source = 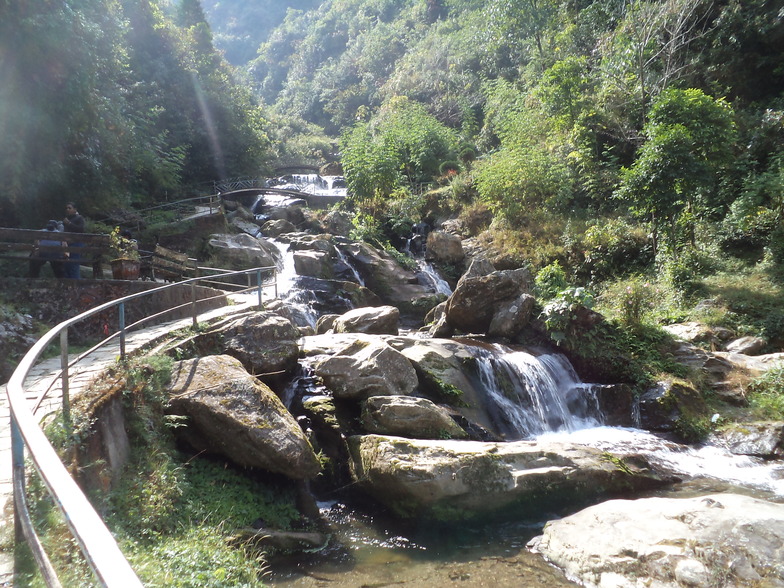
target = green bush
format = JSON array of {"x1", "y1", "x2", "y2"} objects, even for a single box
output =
[
  {"x1": 577, "y1": 217, "x2": 653, "y2": 282},
  {"x1": 534, "y1": 261, "x2": 570, "y2": 302},
  {"x1": 599, "y1": 276, "x2": 660, "y2": 329}
]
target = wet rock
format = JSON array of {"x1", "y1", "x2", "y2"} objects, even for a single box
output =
[
  {"x1": 166, "y1": 355, "x2": 321, "y2": 479},
  {"x1": 361, "y1": 396, "x2": 467, "y2": 439},
  {"x1": 528, "y1": 493, "x2": 784, "y2": 588},
  {"x1": 713, "y1": 421, "x2": 784, "y2": 458},
  {"x1": 341, "y1": 241, "x2": 441, "y2": 318},
  {"x1": 239, "y1": 528, "x2": 329, "y2": 554},
  {"x1": 261, "y1": 218, "x2": 296, "y2": 237},
  {"x1": 348, "y1": 435, "x2": 675, "y2": 519},
  {"x1": 315, "y1": 339, "x2": 418, "y2": 400},
  {"x1": 293, "y1": 250, "x2": 334, "y2": 280},
  {"x1": 315, "y1": 314, "x2": 339, "y2": 334},
  {"x1": 638, "y1": 380, "x2": 708, "y2": 440},
  {"x1": 205, "y1": 233, "x2": 281, "y2": 270}
]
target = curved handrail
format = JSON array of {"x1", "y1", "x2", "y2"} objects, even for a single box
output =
[{"x1": 6, "y1": 267, "x2": 276, "y2": 586}]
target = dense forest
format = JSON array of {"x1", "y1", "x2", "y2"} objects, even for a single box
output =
[{"x1": 2, "y1": 0, "x2": 784, "y2": 335}]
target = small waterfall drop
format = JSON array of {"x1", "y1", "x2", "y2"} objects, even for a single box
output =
[
  {"x1": 335, "y1": 246, "x2": 364, "y2": 286},
  {"x1": 475, "y1": 346, "x2": 602, "y2": 439},
  {"x1": 416, "y1": 260, "x2": 452, "y2": 296},
  {"x1": 270, "y1": 240, "x2": 319, "y2": 328}
]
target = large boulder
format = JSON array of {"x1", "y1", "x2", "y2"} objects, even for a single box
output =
[
  {"x1": 638, "y1": 379, "x2": 709, "y2": 440},
  {"x1": 261, "y1": 218, "x2": 296, "y2": 237},
  {"x1": 214, "y1": 312, "x2": 301, "y2": 376},
  {"x1": 293, "y1": 250, "x2": 334, "y2": 280},
  {"x1": 165, "y1": 355, "x2": 321, "y2": 479},
  {"x1": 314, "y1": 339, "x2": 419, "y2": 400},
  {"x1": 361, "y1": 396, "x2": 467, "y2": 439},
  {"x1": 388, "y1": 336, "x2": 502, "y2": 437},
  {"x1": 529, "y1": 493, "x2": 784, "y2": 588},
  {"x1": 724, "y1": 335, "x2": 767, "y2": 355},
  {"x1": 425, "y1": 230, "x2": 465, "y2": 264},
  {"x1": 205, "y1": 233, "x2": 281, "y2": 270},
  {"x1": 332, "y1": 306, "x2": 400, "y2": 335},
  {"x1": 487, "y1": 293, "x2": 535, "y2": 339},
  {"x1": 444, "y1": 266, "x2": 533, "y2": 336},
  {"x1": 348, "y1": 435, "x2": 675, "y2": 519},
  {"x1": 341, "y1": 241, "x2": 442, "y2": 317}
]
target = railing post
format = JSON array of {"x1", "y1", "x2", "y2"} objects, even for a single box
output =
[
  {"x1": 256, "y1": 269, "x2": 263, "y2": 309},
  {"x1": 60, "y1": 329, "x2": 71, "y2": 432},
  {"x1": 191, "y1": 281, "x2": 198, "y2": 327},
  {"x1": 11, "y1": 415, "x2": 24, "y2": 542},
  {"x1": 118, "y1": 302, "x2": 126, "y2": 361}
]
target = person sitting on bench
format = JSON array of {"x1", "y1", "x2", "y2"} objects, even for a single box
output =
[{"x1": 29, "y1": 220, "x2": 69, "y2": 279}]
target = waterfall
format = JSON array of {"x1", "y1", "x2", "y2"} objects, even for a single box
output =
[
  {"x1": 335, "y1": 246, "x2": 365, "y2": 286},
  {"x1": 278, "y1": 174, "x2": 347, "y2": 197},
  {"x1": 474, "y1": 346, "x2": 602, "y2": 440},
  {"x1": 270, "y1": 240, "x2": 320, "y2": 328},
  {"x1": 416, "y1": 260, "x2": 452, "y2": 296}
]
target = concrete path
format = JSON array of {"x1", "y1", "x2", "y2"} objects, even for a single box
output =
[{"x1": 0, "y1": 293, "x2": 260, "y2": 585}]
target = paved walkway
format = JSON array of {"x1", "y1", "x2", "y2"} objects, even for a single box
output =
[{"x1": 0, "y1": 292, "x2": 260, "y2": 585}]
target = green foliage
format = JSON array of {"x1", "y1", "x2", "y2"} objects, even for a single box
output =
[
  {"x1": 540, "y1": 287, "x2": 595, "y2": 345},
  {"x1": 659, "y1": 246, "x2": 717, "y2": 299},
  {"x1": 748, "y1": 366, "x2": 784, "y2": 420},
  {"x1": 29, "y1": 355, "x2": 302, "y2": 586},
  {"x1": 534, "y1": 261, "x2": 569, "y2": 302},
  {"x1": 570, "y1": 217, "x2": 654, "y2": 283},
  {"x1": 340, "y1": 123, "x2": 401, "y2": 200},
  {"x1": 615, "y1": 88, "x2": 737, "y2": 254},
  {"x1": 600, "y1": 276, "x2": 660, "y2": 330}
]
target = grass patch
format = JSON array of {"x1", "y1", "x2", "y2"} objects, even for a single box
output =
[
  {"x1": 29, "y1": 355, "x2": 302, "y2": 587},
  {"x1": 747, "y1": 365, "x2": 784, "y2": 420}
]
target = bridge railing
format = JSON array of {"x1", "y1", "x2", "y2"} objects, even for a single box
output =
[{"x1": 6, "y1": 266, "x2": 277, "y2": 586}]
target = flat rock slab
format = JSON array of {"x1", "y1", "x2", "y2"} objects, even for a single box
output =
[{"x1": 529, "y1": 493, "x2": 784, "y2": 588}]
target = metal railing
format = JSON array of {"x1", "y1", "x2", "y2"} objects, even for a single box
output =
[{"x1": 6, "y1": 266, "x2": 277, "y2": 587}]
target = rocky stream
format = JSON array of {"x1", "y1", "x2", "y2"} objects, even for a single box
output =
[{"x1": 75, "y1": 193, "x2": 784, "y2": 587}]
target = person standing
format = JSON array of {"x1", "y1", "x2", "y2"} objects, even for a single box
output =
[{"x1": 62, "y1": 201, "x2": 85, "y2": 278}]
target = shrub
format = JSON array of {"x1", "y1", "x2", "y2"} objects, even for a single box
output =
[
  {"x1": 577, "y1": 217, "x2": 653, "y2": 282},
  {"x1": 534, "y1": 261, "x2": 570, "y2": 302},
  {"x1": 599, "y1": 276, "x2": 660, "y2": 330}
]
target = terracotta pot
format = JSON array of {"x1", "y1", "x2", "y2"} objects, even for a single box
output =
[{"x1": 111, "y1": 258, "x2": 140, "y2": 280}]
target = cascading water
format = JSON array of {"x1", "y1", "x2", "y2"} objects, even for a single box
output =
[
  {"x1": 474, "y1": 345, "x2": 602, "y2": 439},
  {"x1": 416, "y1": 260, "x2": 452, "y2": 296},
  {"x1": 277, "y1": 174, "x2": 347, "y2": 197},
  {"x1": 334, "y1": 246, "x2": 364, "y2": 286},
  {"x1": 271, "y1": 239, "x2": 320, "y2": 328}
]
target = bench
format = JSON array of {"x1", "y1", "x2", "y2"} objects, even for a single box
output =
[
  {"x1": 139, "y1": 244, "x2": 197, "y2": 282},
  {"x1": 0, "y1": 228, "x2": 110, "y2": 278}
]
